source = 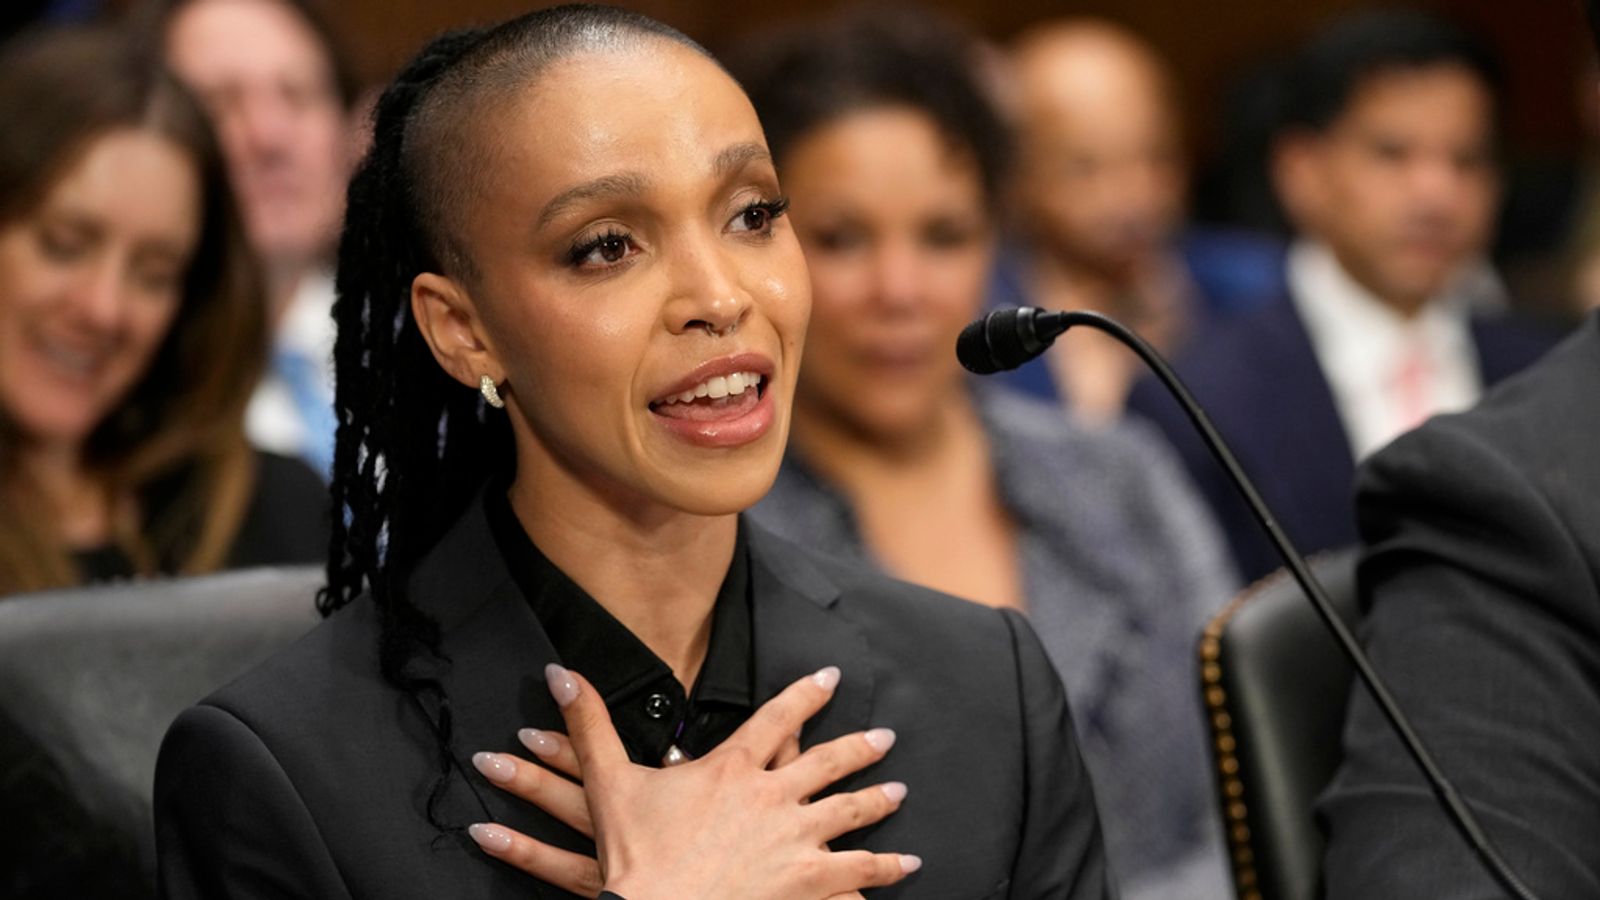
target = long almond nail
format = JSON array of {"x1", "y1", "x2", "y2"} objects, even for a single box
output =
[
  {"x1": 518, "y1": 728, "x2": 559, "y2": 759},
  {"x1": 812, "y1": 665, "x2": 841, "y2": 691},
  {"x1": 472, "y1": 751, "x2": 515, "y2": 784},
  {"x1": 468, "y1": 822, "x2": 513, "y2": 853},
  {"x1": 881, "y1": 781, "x2": 908, "y2": 803},
  {"x1": 545, "y1": 664, "x2": 580, "y2": 707},
  {"x1": 864, "y1": 727, "x2": 896, "y2": 753},
  {"x1": 900, "y1": 854, "x2": 923, "y2": 874}
]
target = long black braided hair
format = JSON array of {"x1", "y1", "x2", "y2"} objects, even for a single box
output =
[{"x1": 317, "y1": 5, "x2": 716, "y2": 830}]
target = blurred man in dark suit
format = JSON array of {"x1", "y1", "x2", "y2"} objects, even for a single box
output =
[
  {"x1": 1128, "y1": 10, "x2": 1559, "y2": 581},
  {"x1": 1314, "y1": 3, "x2": 1600, "y2": 893}
]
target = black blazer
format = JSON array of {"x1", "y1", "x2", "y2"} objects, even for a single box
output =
[
  {"x1": 1318, "y1": 312, "x2": 1600, "y2": 897},
  {"x1": 154, "y1": 496, "x2": 1109, "y2": 899},
  {"x1": 1126, "y1": 294, "x2": 1559, "y2": 581}
]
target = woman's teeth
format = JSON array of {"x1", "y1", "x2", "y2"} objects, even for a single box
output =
[{"x1": 659, "y1": 371, "x2": 763, "y2": 406}]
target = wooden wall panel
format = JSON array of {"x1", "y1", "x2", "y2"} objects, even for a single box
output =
[{"x1": 320, "y1": 1, "x2": 1595, "y2": 164}]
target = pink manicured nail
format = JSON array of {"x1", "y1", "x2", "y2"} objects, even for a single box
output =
[
  {"x1": 812, "y1": 665, "x2": 841, "y2": 691},
  {"x1": 468, "y1": 822, "x2": 513, "y2": 853},
  {"x1": 900, "y1": 854, "x2": 922, "y2": 874},
  {"x1": 864, "y1": 727, "x2": 896, "y2": 753},
  {"x1": 881, "y1": 781, "x2": 908, "y2": 803},
  {"x1": 471, "y1": 751, "x2": 515, "y2": 784},
  {"x1": 518, "y1": 728, "x2": 559, "y2": 759},
  {"x1": 545, "y1": 664, "x2": 580, "y2": 707}
]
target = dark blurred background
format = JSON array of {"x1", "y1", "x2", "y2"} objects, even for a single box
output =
[
  {"x1": 492, "y1": 1, "x2": 1570, "y2": 319},
  {"x1": 11, "y1": 1, "x2": 1594, "y2": 161},
  {"x1": 10, "y1": 0, "x2": 1588, "y2": 311}
]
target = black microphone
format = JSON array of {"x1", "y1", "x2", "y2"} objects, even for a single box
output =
[
  {"x1": 955, "y1": 307, "x2": 1069, "y2": 374},
  {"x1": 958, "y1": 307, "x2": 1541, "y2": 900}
]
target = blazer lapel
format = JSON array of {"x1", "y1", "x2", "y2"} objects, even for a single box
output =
[
  {"x1": 402, "y1": 496, "x2": 583, "y2": 853},
  {"x1": 746, "y1": 522, "x2": 875, "y2": 747},
  {"x1": 398, "y1": 507, "x2": 879, "y2": 854},
  {"x1": 1255, "y1": 296, "x2": 1359, "y2": 539}
]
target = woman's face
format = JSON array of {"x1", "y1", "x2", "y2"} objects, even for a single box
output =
[
  {"x1": 447, "y1": 41, "x2": 809, "y2": 517},
  {"x1": 0, "y1": 130, "x2": 199, "y2": 448},
  {"x1": 782, "y1": 106, "x2": 994, "y2": 440}
]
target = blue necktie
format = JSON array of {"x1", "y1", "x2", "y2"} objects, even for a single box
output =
[{"x1": 272, "y1": 347, "x2": 336, "y2": 480}]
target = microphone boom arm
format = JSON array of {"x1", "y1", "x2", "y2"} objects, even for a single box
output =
[{"x1": 1043, "y1": 309, "x2": 1540, "y2": 900}]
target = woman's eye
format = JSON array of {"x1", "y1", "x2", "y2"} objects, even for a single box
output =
[
  {"x1": 923, "y1": 221, "x2": 979, "y2": 250},
  {"x1": 569, "y1": 231, "x2": 636, "y2": 268},
  {"x1": 812, "y1": 227, "x2": 865, "y2": 253},
  {"x1": 38, "y1": 227, "x2": 89, "y2": 262},
  {"x1": 739, "y1": 207, "x2": 770, "y2": 232},
  {"x1": 729, "y1": 198, "x2": 789, "y2": 235},
  {"x1": 134, "y1": 268, "x2": 181, "y2": 296},
  {"x1": 594, "y1": 235, "x2": 629, "y2": 262}
]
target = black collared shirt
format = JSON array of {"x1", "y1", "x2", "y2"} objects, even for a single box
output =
[{"x1": 485, "y1": 488, "x2": 755, "y2": 767}]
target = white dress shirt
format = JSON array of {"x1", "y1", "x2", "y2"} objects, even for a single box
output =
[
  {"x1": 246, "y1": 270, "x2": 337, "y2": 477},
  {"x1": 1287, "y1": 240, "x2": 1485, "y2": 461}
]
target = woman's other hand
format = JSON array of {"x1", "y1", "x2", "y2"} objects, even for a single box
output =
[{"x1": 467, "y1": 665, "x2": 918, "y2": 899}]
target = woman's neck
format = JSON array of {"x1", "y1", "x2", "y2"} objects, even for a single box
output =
[
  {"x1": 18, "y1": 440, "x2": 111, "y2": 548},
  {"x1": 789, "y1": 387, "x2": 1024, "y2": 609},
  {"x1": 506, "y1": 467, "x2": 736, "y2": 692}
]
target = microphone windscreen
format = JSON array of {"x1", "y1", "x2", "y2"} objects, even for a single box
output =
[
  {"x1": 956, "y1": 316, "x2": 1003, "y2": 374},
  {"x1": 983, "y1": 308, "x2": 1039, "y2": 371}
]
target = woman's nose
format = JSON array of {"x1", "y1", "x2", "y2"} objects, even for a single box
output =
[
  {"x1": 68, "y1": 261, "x2": 129, "y2": 334},
  {"x1": 686, "y1": 298, "x2": 749, "y2": 336},
  {"x1": 664, "y1": 236, "x2": 753, "y2": 336},
  {"x1": 873, "y1": 243, "x2": 925, "y2": 312}
]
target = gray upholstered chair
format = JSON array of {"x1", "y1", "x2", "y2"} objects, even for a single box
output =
[
  {"x1": 1198, "y1": 548, "x2": 1361, "y2": 900},
  {"x1": 0, "y1": 566, "x2": 324, "y2": 898}
]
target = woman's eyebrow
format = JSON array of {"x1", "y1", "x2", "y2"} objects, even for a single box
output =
[
  {"x1": 535, "y1": 144, "x2": 772, "y2": 229},
  {"x1": 537, "y1": 172, "x2": 648, "y2": 228},
  {"x1": 714, "y1": 142, "x2": 772, "y2": 177}
]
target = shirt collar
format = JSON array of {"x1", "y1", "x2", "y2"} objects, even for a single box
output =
[
  {"x1": 482, "y1": 482, "x2": 753, "y2": 709},
  {"x1": 1287, "y1": 240, "x2": 1478, "y2": 366},
  {"x1": 1286, "y1": 239, "x2": 1485, "y2": 459}
]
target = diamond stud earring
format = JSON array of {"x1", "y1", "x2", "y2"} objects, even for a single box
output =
[{"x1": 480, "y1": 374, "x2": 505, "y2": 409}]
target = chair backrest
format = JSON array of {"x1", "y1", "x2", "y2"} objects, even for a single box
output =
[
  {"x1": 0, "y1": 566, "x2": 324, "y2": 896},
  {"x1": 1198, "y1": 548, "x2": 1361, "y2": 900}
]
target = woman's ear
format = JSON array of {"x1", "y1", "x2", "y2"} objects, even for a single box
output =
[{"x1": 411, "y1": 272, "x2": 503, "y2": 389}]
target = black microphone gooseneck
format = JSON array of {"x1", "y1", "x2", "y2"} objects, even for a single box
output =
[{"x1": 958, "y1": 307, "x2": 1540, "y2": 900}]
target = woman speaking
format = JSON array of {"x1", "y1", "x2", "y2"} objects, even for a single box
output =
[{"x1": 154, "y1": 6, "x2": 1108, "y2": 897}]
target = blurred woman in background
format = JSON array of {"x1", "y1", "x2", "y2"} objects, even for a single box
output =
[
  {"x1": 737, "y1": 10, "x2": 1238, "y2": 897},
  {"x1": 0, "y1": 27, "x2": 327, "y2": 598}
]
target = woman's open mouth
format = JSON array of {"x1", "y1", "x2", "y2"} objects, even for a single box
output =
[
  {"x1": 649, "y1": 361, "x2": 776, "y2": 448},
  {"x1": 650, "y1": 371, "x2": 763, "y2": 422}
]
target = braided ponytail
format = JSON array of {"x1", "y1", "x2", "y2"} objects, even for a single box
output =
[
  {"x1": 319, "y1": 26, "x2": 507, "y2": 831},
  {"x1": 315, "y1": 4, "x2": 720, "y2": 836}
]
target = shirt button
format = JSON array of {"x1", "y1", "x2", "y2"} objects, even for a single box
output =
[{"x1": 644, "y1": 693, "x2": 674, "y2": 720}]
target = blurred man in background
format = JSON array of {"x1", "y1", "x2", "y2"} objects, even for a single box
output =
[
  {"x1": 1316, "y1": 1, "x2": 1600, "y2": 893},
  {"x1": 160, "y1": 0, "x2": 358, "y2": 477},
  {"x1": 1129, "y1": 10, "x2": 1559, "y2": 581},
  {"x1": 994, "y1": 19, "x2": 1282, "y2": 421}
]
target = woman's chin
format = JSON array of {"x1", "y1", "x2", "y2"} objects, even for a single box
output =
[
  {"x1": 654, "y1": 459, "x2": 783, "y2": 519},
  {"x1": 640, "y1": 412, "x2": 790, "y2": 517},
  {"x1": 6, "y1": 404, "x2": 101, "y2": 449},
  {"x1": 683, "y1": 478, "x2": 779, "y2": 518}
]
